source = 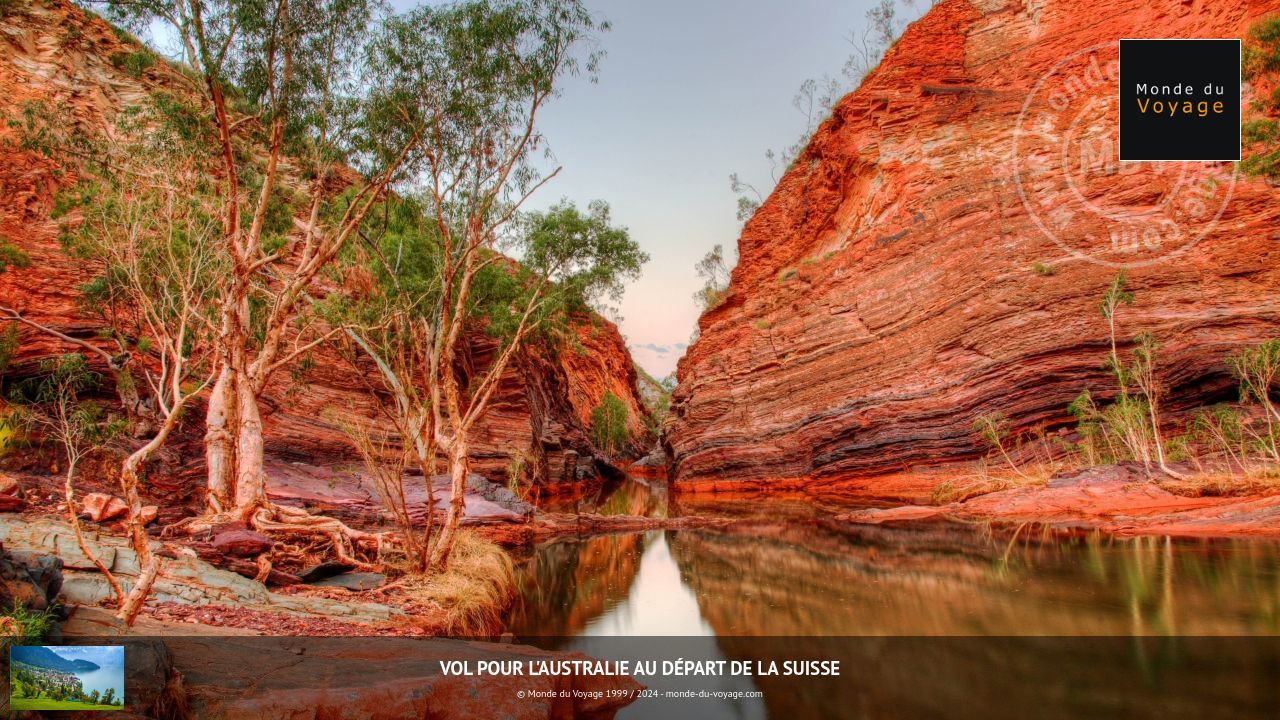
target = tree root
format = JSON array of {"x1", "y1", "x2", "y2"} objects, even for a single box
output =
[
  {"x1": 165, "y1": 502, "x2": 389, "y2": 571},
  {"x1": 251, "y1": 504, "x2": 386, "y2": 569}
]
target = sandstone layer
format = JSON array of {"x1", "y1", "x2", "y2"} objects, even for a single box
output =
[
  {"x1": 667, "y1": 0, "x2": 1280, "y2": 486},
  {"x1": 0, "y1": 1, "x2": 648, "y2": 503}
]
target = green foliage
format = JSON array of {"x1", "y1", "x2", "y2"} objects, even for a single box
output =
[
  {"x1": 109, "y1": 49, "x2": 155, "y2": 78},
  {"x1": 1227, "y1": 339, "x2": 1280, "y2": 461},
  {"x1": 1243, "y1": 118, "x2": 1278, "y2": 145},
  {"x1": 8, "y1": 354, "x2": 126, "y2": 448},
  {"x1": 972, "y1": 410, "x2": 1029, "y2": 477},
  {"x1": 693, "y1": 243, "x2": 731, "y2": 311},
  {"x1": 1191, "y1": 404, "x2": 1249, "y2": 462},
  {"x1": 1098, "y1": 271, "x2": 1134, "y2": 322},
  {"x1": 348, "y1": 195, "x2": 643, "y2": 354},
  {"x1": 590, "y1": 391, "x2": 629, "y2": 456},
  {"x1": 149, "y1": 92, "x2": 217, "y2": 149},
  {"x1": 1065, "y1": 276, "x2": 1183, "y2": 471},
  {"x1": 1243, "y1": 16, "x2": 1280, "y2": 180},
  {"x1": 634, "y1": 366, "x2": 673, "y2": 438},
  {"x1": 973, "y1": 412, "x2": 1011, "y2": 448},
  {"x1": 0, "y1": 323, "x2": 18, "y2": 377},
  {"x1": 1031, "y1": 261, "x2": 1056, "y2": 277},
  {"x1": 10, "y1": 354, "x2": 97, "y2": 407},
  {"x1": 1228, "y1": 339, "x2": 1280, "y2": 405},
  {"x1": 0, "y1": 238, "x2": 31, "y2": 273},
  {"x1": 1243, "y1": 16, "x2": 1280, "y2": 79},
  {"x1": 2, "y1": 601, "x2": 58, "y2": 639}
]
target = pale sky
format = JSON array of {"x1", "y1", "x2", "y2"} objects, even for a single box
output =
[{"x1": 505, "y1": 0, "x2": 894, "y2": 378}]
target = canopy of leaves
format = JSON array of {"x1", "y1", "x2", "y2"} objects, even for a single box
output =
[{"x1": 343, "y1": 194, "x2": 644, "y2": 348}]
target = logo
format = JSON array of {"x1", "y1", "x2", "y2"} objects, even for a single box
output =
[
  {"x1": 1013, "y1": 43, "x2": 1238, "y2": 268},
  {"x1": 1119, "y1": 39, "x2": 1241, "y2": 161}
]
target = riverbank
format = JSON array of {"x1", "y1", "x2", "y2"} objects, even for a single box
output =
[
  {"x1": 5, "y1": 459, "x2": 1276, "y2": 643},
  {"x1": 667, "y1": 463, "x2": 1280, "y2": 540}
]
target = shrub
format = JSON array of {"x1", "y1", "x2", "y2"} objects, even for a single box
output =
[
  {"x1": 1031, "y1": 261, "x2": 1056, "y2": 276},
  {"x1": 0, "y1": 601, "x2": 58, "y2": 639},
  {"x1": 0, "y1": 239, "x2": 31, "y2": 273},
  {"x1": 1227, "y1": 339, "x2": 1280, "y2": 461},
  {"x1": 590, "y1": 391, "x2": 629, "y2": 455},
  {"x1": 109, "y1": 50, "x2": 155, "y2": 79},
  {"x1": 973, "y1": 411, "x2": 1027, "y2": 478}
]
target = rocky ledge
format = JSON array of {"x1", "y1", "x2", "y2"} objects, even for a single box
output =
[{"x1": 834, "y1": 465, "x2": 1280, "y2": 538}]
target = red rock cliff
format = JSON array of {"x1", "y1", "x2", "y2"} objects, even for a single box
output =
[
  {"x1": 0, "y1": 0, "x2": 648, "y2": 490},
  {"x1": 668, "y1": 0, "x2": 1280, "y2": 487}
]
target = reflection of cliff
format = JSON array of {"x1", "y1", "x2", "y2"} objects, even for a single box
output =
[
  {"x1": 667, "y1": 526, "x2": 1280, "y2": 636},
  {"x1": 707, "y1": 636, "x2": 1279, "y2": 720},
  {"x1": 668, "y1": 528, "x2": 1280, "y2": 718},
  {"x1": 507, "y1": 533, "x2": 649, "y2": 638},
  {"x1": 541, "y1": 476, "x2": 668, "y2": 518}
]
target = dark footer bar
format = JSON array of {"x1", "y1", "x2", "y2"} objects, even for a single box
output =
[{"x1": 4, "y1": 636, "x2": 1277, "y2": 719}]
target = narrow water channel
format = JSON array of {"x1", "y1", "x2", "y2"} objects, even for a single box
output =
[{"x1": 506, "y1": 477, "x2": 1280, "y2": 718}]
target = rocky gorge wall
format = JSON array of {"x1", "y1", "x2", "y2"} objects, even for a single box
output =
[
  {"x1": 667, "y1": 0, "x2": 1280, "y2": 487},
  {"x1": 0, "y1": 0, "x2": 648, "y2": 495}
]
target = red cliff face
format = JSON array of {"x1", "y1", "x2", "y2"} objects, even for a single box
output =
[
  {"x1": 668, "y1": 0, "x2": 1280, "y2": 487},
  {"x1": 0, "y1": 1, "x2": 647, "y2": 489}
]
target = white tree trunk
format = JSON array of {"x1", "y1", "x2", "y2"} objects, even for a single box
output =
[
  {"x1": 233, "y1": 377, "x2": 267, "y2": 520},
  {"x1": 430, "y1": 438, "x2": 469, "y2": 571},
  {"x1": 204, "y1": 368, "x2": 236, "y2": 513}
]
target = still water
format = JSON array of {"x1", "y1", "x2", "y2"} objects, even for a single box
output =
[
  {"x1": 511, "y1": 477, "x2": 1280, "y2": 637},
  {"x1": 74, "y1": 666, "x2": 124, "y2": 701},
  {"x1": 507, "y1": 478, "x2": 1280, "y2": 719}
]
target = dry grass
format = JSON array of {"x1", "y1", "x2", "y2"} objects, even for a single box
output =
[
  {"x1": 1158, "y1": 465, "x2": 1280, "y2": 498},
  {"x1": 387, "y1": 531, "x2": 515, "y2": 636},
  {"x1": 931, "y1": 462, "x2": 1057, "y2": 505}
]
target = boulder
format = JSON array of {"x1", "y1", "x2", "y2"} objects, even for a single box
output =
[
  {"x1": 310, "y1": 572, "x2": 386, "y2": 591},
  {"x1": 210, "y1": 529, "x2": 273, "y2": 557},
  {"x1": 0, "y1": 544, "x2": 63, "y2": 612},
  {"x1": 136, "y1": 505, "x2": 159, "y2": 525},
  {"x1": 80, "y1": 492, "x2": 128, "y2": 522},
  {"x1": 0, "y1": 474, "x2": 20, "y2": 495},
  {"x1": 464, "y1": 473, "x2": 535, "y2": 519},
  {"x1": 299, "y1": 561, "x2": 356, "y2": 583},
  {"x1": 0, "y1": 494, "x2": 25, "y2": 512}
]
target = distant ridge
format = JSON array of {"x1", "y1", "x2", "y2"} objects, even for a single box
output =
[{"x1": 10, "y1": 646, "x2": 99, "y2": 673}]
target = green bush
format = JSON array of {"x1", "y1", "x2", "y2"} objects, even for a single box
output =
[
  {"x1": 109, "y1": 50, "x2": 155, "y2": 79},
  {"x1": 0, "y1": 239, "x2": 31, "y2": 273},
  {"x1": 590, "y1": 391, "x2": 630, "y2": 456}
]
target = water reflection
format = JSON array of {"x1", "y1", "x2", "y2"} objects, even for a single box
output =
[
  {"x1": 508, "y1": 479, "x2": 1280, "y2": 718},
  {"x1": 536, "y1": 475, "x2": 668, "y2": 517},
  {"x1": 512, "y1": 481, "x2": 1280, "y2": 637},
  {"x1": 666, "y1": 526, "x2": 1280, "y2": 636}
]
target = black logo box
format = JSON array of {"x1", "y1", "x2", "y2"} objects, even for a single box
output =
[{"x1": 1119, "y1": 38, "x2": 1241, "y2": 162}]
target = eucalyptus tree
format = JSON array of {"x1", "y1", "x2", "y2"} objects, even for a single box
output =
[
  {"x1": 97, "y1": 0, "x2": 427, "y2": 542},
  {"x1": 63, "y1": 112, "x2": 226, "y2": 623},
  {"x1": 346, "y1": 195, "x2": 644, "y2": 570},
  {"x1": 11, "y1": 355, "x2": 126, "y2": 604},
  {"x1": 10, "y1": 93, "x2": 227, "y2": 623},
  {"x1": 94, "y1": 0, "x2": 631, "y2": 573},
  {"x1": 331, "y1": 0, "x2": 638, "y2": 569}
]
